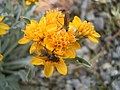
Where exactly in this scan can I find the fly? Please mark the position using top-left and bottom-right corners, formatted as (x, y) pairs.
(40, 49), (59, 62)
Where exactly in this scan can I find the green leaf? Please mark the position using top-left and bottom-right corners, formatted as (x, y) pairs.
(75, 57), (92, 67)
(20, 16), (30, 24)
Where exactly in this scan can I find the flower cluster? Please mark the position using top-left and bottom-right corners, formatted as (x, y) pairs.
(0, 16), (10, 61)
(18, 9), (100, 77)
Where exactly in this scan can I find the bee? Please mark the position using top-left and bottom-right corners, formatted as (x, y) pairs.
(40, 49), (59, 62)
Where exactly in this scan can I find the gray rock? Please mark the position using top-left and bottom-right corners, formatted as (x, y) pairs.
(112, 79), (120, 90)
(40, 86), (49, 90)
(94, 17), (104, 31)
(116, 46), (120, 57)
(102, 63), (112, 70)
(86, 11), (95, 21)
(111, 70), (119, 77)
(65, 84), (73, 90)
(72, 79), (90, 90)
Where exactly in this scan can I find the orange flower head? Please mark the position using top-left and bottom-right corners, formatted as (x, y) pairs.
(31, 49), (67, 77)
(71, 16), (101, 44)
(44, 29), (80, 58)
(18, 19), (45, 44)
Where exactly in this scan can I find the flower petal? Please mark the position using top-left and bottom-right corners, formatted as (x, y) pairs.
(31, 57), (44, 65)
(88, 36), (99, 44)
(39, 17), (46, 26)
(72, 16), (81, 29)
(44, 62), (54, 78)
(46, 24), (57, 32)
(0, 54), (3, 61)
(55, 61), (67, 75)
(35, 2), (39, 5)
(18, 37), (31, 44)
(64, 48), (76, 58)
(0, 29), (7, 35)
(92, 32), (101, 38)
(30, 43), (37, 54)
(26, 1), (31, 5)
(0, 23), (10, 30)
(0, 16), (4, 22)
(46, 43), (54, 51)
(71, 42), (80, 50)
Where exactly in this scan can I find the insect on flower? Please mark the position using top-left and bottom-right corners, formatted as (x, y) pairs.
(58, 9), (70, 31)
(40, 49), (60, 62)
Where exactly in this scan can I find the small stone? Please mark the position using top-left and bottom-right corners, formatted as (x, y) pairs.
(72, 79), (90, 90)
(40, 86), (49, 90)
(112, 79), (120, 90)
(112, 52), (119, 60)
(66, 80), (72, 84)
(102, 63), (112, 70)
(94, 17), (104, 31)
(72, 79), (81, 90)
(76, 46), (89, 55)
(86, 10), (95, 21)
(114, 40), (119, 46)
(116, 46), (120, 57)
(111, 70), (119, 77)
(65, 84), (73, 90)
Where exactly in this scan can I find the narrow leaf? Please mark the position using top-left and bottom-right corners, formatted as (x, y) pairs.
(75, 57), (92, 67)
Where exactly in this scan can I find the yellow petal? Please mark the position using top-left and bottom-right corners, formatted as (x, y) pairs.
(35, 2), (39, 5)
(0, 54), (3, 61)
(46, 24), (57, 32)
(44, 62), (54, 78)
(72, 16), (81, 29)
(45, 43), (54, 51)
(31, 57), (44, 65)
(0, 23), (10, 30)
(18, 37), (31, 44)
(26, 1), (31, 5)
(71, 42), (80, 50)
(39, 17), (46, 26)
(88, 36), (99, 44)
(30, 43), (36, 54)
(64, 48), (76, 58)
(0, 29), (7, 35)
(0, 16), (4, 22)
(92, 32), (101, 38)
(55, 61), (67, 75)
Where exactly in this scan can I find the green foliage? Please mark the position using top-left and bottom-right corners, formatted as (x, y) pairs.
(0, 0), (41, 89)
(65, 56), (91, 68)
(75, 57), (92, 67)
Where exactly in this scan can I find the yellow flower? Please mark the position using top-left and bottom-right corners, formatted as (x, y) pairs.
(71, 16), (101, 44)
(0, 54), (3, 61)
(31, 51), (67, 77)
(44, 29), (80, 58)
(46, 9), (64, 29)
(25, 0), (39, 5)
(18, 19), (44, 44)
(18, 16), (58, 45)
(0, 16), (10, 35)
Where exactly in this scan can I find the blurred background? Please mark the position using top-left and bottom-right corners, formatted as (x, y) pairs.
(0, 0), (120, 90)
